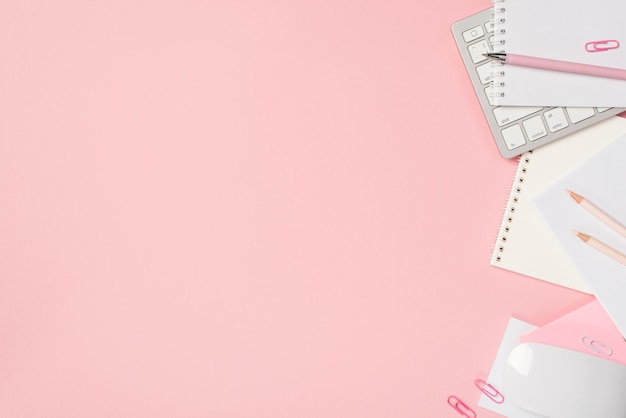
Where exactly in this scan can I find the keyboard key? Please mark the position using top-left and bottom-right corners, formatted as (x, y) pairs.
(476, 62), (494, 85)
(597, 107), (611, 112)
(462, 25), (485, 42)
(501, 125), (527, 150)
(544, 108), (569, 132)
(484, 86), (496, 106)
(522, 116), (548, 141)
(485, 20), (495, 33)
(468, 40), (490, 64)
(492, 106), (542, 127)
(566, 107), (595, 123)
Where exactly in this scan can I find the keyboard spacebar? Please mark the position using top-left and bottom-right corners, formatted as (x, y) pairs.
(493, 106), (542, 127)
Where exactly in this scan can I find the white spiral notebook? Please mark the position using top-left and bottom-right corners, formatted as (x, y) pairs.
(490, 116), (626, 292)
(492, 0), (626, 107)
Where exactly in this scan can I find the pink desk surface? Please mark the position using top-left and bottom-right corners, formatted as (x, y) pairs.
(0, 1), (594, 417)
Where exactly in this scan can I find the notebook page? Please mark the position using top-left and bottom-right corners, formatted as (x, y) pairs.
(493, 0), (626, 107)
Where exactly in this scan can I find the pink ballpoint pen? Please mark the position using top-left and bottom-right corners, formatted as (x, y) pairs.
(484, 52), (626, 81)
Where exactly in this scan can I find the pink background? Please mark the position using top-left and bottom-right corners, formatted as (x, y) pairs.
(0, 1), (595, 417)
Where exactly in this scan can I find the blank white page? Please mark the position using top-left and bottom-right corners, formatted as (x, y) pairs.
(535, 136), (626, 336)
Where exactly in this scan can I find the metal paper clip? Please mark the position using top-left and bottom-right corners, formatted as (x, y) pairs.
(585, 40), (620, 52)
(474, 378), (505, 404)
(447, 396), (477, 418)
(582, 336), (614, 356)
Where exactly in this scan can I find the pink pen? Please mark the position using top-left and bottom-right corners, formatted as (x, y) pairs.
(484, 52), (626, 81)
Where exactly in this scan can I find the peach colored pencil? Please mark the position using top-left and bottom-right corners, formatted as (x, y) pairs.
(567, 190), (626, 238)
(572, 230), (626, 266)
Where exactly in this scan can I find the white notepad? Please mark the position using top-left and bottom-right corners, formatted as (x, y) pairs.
(490, 116), (626, 292)
(478, 317), (540, 418)
(534, 136), (626, 337)
(492, 0), (626, 107)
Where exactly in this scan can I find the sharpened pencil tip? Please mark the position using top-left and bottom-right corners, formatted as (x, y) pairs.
(566, 189), (584, 204)
(571, 230), (590, 242)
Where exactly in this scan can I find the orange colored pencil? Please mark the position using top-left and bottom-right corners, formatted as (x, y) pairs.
(572, 230), (626, 266)
(567, 190), (626, 238)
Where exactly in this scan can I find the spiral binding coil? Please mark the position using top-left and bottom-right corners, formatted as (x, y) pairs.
(492, 150), (533, 263)
(490, 0), (507, 99)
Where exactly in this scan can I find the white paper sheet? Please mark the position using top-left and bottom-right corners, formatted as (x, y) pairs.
(534, 136), (626, 337)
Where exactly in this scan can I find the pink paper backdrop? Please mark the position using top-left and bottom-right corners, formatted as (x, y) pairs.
(0, 1), (594, 417)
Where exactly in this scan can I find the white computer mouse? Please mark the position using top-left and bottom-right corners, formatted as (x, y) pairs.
(503, 342), (626, 418)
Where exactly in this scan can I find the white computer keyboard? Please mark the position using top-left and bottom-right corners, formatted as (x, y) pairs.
(451, 8), (624, 159)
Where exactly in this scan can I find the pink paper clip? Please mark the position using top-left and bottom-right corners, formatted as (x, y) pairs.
(474, 378), (505, 404)
(447, 396), (477, 418)
(582, 336), (614, 356)
(585, 40), (620, 52)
